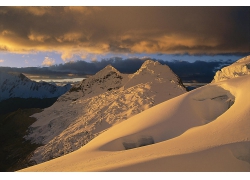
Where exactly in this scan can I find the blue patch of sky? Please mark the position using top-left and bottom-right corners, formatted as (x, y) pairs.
(0, 51), (247, 68)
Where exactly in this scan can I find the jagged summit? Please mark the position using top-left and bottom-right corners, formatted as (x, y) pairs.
(103, 64), (119, 71)
(141, 59), (161, 67)
(19, 73), (29, 81)
(94, 64), (121, 79)
(65, 64), (127, 99)
(137, 60), (161, 71)
(212, 55), (250, 82)
(125, 60), (185, 90)
(135, 60), (174, 76)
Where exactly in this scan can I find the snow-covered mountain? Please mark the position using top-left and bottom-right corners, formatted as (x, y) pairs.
(20, 56), (250, 172)
(212, 55), (250, 82)
(24, 60), (187, 164)
(0, 72), (71, 102)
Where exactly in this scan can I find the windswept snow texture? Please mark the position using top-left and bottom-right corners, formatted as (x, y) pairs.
(25, 60), (187, 164)
(212, 55), (250, 82)
(0, 72), (71, 102)
(21, 65), (250, 172)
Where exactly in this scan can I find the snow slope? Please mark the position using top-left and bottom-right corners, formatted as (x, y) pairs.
(20, 69), (250, 172)
(24, 60), (187, 164)
(212, 55), (250, 82)
(0, 72), (71, 102)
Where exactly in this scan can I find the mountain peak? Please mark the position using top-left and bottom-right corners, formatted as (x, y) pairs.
(18, 73), (29, 81)
(135, 60), (171, 76)
(67, 64), (127, 98)
(104, 64), (120, 73)
(141, 60), (161, 68)
(123, 60), (186, 91)
(104, 64), (116, 69)
(95, 64), (121, 77)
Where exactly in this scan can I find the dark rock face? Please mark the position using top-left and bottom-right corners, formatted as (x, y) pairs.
(0, 109), (42, 171)
(69, 66), (124, 97)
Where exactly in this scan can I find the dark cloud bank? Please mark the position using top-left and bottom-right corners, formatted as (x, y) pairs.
(0, 58), (235, 83)
(0, 7), (249, 56)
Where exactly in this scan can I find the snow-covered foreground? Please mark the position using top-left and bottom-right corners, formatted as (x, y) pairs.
(20, 70), (250, 171)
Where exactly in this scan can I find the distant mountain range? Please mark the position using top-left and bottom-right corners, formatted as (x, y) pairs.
(0, 72), (71, 102)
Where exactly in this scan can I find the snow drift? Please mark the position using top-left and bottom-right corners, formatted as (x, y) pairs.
(20, 56), (250, 172)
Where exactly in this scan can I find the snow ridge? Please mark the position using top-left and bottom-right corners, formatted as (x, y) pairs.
(212, 55), (250, 82)
(25, 60), (187, 164)
(0, 72), (71, 102)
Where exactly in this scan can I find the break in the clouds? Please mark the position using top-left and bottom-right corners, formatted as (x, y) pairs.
(0, 6), (249, 61)
(0, 59), (4, 63)
(42, 57), (55, 66)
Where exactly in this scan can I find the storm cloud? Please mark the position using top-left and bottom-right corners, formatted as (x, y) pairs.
(0, 7), (249, 60)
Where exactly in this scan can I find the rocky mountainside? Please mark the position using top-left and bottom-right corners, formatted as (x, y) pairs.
(0, 72), (71, 102)
(212, 55), (250, 82)
(25, 60), (187, 164)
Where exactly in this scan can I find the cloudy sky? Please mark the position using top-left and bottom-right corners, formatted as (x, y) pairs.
(0, 5), (249, 83)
